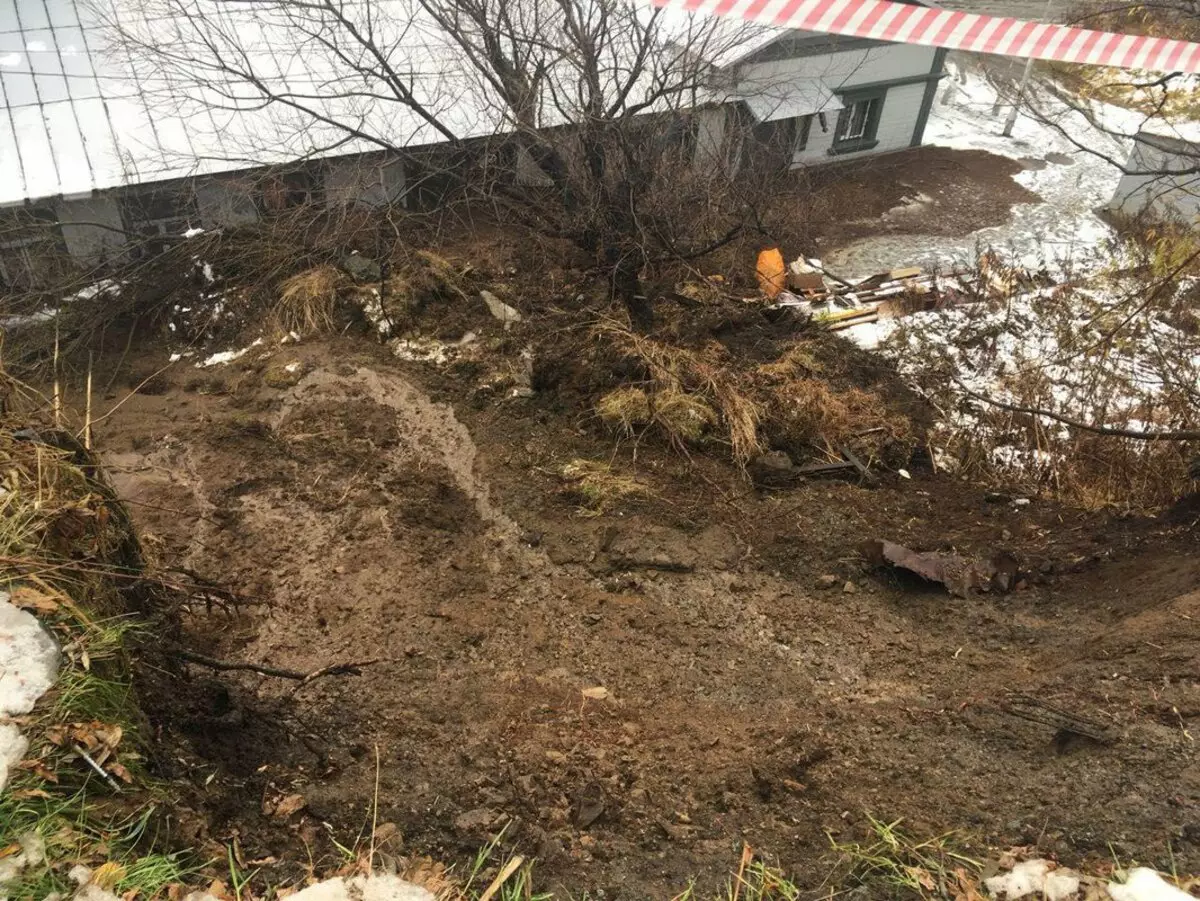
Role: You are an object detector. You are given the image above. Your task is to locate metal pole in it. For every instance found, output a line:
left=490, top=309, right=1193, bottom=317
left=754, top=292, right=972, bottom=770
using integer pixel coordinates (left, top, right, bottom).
left=1003, top=0, right=1054, bottom=137
left=1002, top=55, right=1036, bottom=137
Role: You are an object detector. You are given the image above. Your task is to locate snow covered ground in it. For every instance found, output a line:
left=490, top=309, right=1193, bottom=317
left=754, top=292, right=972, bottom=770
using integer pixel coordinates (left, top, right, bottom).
left=825, top=60, right=1143, bottom=279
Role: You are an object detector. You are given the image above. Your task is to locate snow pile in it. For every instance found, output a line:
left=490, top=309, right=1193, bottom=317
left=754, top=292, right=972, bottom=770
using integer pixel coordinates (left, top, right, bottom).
left=827, top=62, right=1143, bottom=279
left=290, top=875, right=435, bottom=901
left=858, top=277, right=1200, bottom=473
left=1108, top=868, right=1197, bottom=901
left=0, top=593, right=60, bottom=793
left=986, top=860, right=1080, bottom=901
left=197, top=337, right=264, bottom=367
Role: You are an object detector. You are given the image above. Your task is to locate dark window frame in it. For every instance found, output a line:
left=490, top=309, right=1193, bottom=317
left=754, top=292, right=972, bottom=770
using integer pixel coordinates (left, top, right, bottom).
left=831, top=88, right=887, bottom=155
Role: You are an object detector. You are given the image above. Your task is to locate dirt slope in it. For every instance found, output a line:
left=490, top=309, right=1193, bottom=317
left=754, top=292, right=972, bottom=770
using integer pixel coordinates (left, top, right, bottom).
left=96, top=337, right=1198, bottom=897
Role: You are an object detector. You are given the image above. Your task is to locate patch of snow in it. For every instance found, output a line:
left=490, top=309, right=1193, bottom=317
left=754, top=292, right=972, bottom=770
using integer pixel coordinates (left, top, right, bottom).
left=285, top=362, right=301, bottom=374
left=202, top=263, right=215, bottom=284
left=183, top=226, right=205, bottom=238
left=66, top=279, right=122, bottom=303
left=1108, top=869, right=1195, bottom=901
left=826, top=62, right=1143, bottom=279
left=986, top=860, right=1079, bottom=901
left=0, top=593, right=59, bottom=794
left=391, top=337, right=454, bottom=364
left=197, top=338, right=264, bottom=368
left=0, top=832, right=46, bottom=895
left=292, top=876, right=435, bottom=901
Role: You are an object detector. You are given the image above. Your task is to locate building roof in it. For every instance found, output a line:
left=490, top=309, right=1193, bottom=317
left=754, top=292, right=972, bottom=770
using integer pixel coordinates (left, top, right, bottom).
left=1138, top=118, right=1200, bottom=147
left=0, top=0, right=925, bottom=208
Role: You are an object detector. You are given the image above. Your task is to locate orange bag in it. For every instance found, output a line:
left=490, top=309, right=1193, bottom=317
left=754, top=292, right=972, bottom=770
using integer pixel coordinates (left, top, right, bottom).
left=756, top=247, right=786, bottom=299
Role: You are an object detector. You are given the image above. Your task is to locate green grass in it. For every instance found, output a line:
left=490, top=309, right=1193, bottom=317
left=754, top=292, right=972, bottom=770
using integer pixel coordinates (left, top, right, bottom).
left=828, top=814, right=983, bottom=901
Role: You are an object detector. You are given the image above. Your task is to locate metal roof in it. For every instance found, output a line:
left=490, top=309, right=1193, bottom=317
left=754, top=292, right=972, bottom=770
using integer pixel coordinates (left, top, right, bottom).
left=0, top=0, right=912, bottom=208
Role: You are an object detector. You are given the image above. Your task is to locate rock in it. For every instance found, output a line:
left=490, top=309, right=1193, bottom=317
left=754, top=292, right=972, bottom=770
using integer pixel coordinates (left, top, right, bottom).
left=454, top=807, right=497, bottom=832
left=816, top=574, right=839, bottom=589
left=341, top=252, right=382, bottom=283
left=480, top=290, right=522, bottom=328
left=263, top=362, right=304, bottom=389
left=842, top=581, right=857, bottom=594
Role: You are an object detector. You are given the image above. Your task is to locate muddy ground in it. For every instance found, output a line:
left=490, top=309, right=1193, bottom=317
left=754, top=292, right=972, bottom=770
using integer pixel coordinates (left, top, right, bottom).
left=81, top=296, right=1200, bottom=899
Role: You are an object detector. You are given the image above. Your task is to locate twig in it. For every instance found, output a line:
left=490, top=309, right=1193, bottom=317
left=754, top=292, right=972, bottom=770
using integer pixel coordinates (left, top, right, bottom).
left=953, top=378, right=1200, bottom=441
left=84, top=350, right=93, bottom=451
left=52, top=323, right=62, bottom=429
left=176, top=648, right=380, bottom=682
left=478, top=855, right=525, bottom=901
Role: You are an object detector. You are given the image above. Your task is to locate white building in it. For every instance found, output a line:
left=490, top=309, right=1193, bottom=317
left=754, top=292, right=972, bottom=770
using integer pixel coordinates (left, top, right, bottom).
left=0, top=0, right=945, bottom=289
left=1107, top=121, right=1200, bottom=224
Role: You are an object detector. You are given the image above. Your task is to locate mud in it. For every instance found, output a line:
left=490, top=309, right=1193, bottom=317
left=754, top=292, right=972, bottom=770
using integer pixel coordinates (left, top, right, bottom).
left=95, top=337, right=1199, bottom=897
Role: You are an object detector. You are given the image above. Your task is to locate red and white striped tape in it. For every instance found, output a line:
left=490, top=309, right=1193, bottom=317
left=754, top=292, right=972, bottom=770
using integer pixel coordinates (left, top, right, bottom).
left=651, top=0, right=1200, bottom=74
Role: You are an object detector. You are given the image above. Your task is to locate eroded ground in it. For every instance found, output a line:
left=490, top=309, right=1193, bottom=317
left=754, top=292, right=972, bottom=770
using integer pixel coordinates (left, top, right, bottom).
left=89, top=331, right=1199, bottom=898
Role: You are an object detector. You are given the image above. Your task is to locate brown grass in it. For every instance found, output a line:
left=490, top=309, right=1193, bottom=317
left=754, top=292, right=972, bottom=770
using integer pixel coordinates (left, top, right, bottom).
left=596, top=387, right=652, bottom=436
left=275, top=265, right=346, bottom=335
left=599, top=324, right=765, bottom=466
left=559, top=459, right=648, bottom=515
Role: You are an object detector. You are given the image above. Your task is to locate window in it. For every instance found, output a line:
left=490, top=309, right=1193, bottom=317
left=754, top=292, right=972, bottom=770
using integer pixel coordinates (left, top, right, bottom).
left=832, top=90, right=886, bottom=154
left=120, top=187, right=200, bottom=256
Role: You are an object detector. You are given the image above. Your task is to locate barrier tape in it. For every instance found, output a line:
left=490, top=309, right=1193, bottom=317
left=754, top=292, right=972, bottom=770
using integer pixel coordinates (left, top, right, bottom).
left=651, top=0, right=1200, bottom=73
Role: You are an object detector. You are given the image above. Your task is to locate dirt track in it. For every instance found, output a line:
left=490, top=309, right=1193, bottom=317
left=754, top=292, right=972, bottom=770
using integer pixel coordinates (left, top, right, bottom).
left=98, top=335, right=1198, bottom=897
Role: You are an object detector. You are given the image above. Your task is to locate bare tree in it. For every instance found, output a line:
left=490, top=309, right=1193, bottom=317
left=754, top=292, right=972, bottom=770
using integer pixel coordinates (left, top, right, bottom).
left=93, top=0, right=792, bottom=324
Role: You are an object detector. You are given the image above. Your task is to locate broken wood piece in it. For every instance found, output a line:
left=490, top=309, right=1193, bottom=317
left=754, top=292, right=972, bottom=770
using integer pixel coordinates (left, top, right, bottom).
left=838, top=445, right=874, bottom=481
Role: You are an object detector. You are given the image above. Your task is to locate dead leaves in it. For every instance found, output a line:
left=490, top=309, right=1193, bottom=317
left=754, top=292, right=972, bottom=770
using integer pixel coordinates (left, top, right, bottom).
left=262, top=792, right=307, bottom=819
left=10, top=585, right=61, bottom=615
left=45, top=720, right=135, bottom=784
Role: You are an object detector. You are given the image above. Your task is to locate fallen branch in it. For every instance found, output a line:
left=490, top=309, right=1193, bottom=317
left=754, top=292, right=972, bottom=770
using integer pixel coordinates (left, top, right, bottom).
left=176, top=649, right=380, bottom=682
left=954, top=379, right=1200, bottom=441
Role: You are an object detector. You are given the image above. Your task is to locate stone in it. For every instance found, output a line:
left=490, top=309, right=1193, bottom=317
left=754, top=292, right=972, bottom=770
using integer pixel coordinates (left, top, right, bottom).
left=480, top=290, right=522, bottom=328
left=341, top=252, right=382, bottom=283
left=816, top=574, right=839, bottom=589
left=842, top=581, right=857, bottom=594
left=453, top=807, right=497, bottom=832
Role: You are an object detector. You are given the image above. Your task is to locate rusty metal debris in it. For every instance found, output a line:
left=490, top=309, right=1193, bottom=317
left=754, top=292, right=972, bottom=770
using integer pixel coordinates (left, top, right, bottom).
left=859, top=539, right=1019, bottom=597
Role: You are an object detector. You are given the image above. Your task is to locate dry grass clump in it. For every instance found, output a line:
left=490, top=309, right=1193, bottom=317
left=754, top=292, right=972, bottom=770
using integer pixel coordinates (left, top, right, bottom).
left=755, top=375, right=914, bottom=464
left=275, top=265, right=346, bottom=334
left=597, top=323, right=913, bottom=469
left=599, top=324, right=764, bottom=466
left=596, top=387, right=652, bottom=436
left=559, top=459, right=648, bottom=515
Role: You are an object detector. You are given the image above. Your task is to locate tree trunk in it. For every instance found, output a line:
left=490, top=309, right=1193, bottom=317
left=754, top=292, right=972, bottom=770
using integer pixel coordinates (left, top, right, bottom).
left=609, top=248, right=652, bottom=331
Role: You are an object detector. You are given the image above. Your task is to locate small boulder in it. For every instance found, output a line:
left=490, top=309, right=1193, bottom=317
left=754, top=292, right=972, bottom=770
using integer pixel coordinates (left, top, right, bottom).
left=816, top=574, right=839, bottom=590
left=480, top=290, right=522, bottom=328
left=341, top=252, right=382, bottom=283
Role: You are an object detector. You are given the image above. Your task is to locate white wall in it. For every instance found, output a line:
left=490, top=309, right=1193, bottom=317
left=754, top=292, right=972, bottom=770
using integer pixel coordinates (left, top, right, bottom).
left=727, top=41, right=939, bottom=167
left=793, top=82, right=927, bottom=163
left=196, top=177, right=261, bottom=229
left=1108, top=137, right=1200, bottom=223
left=55, top=194, right=127, bottom=265
left=325, top=158, right=407, bottom=207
